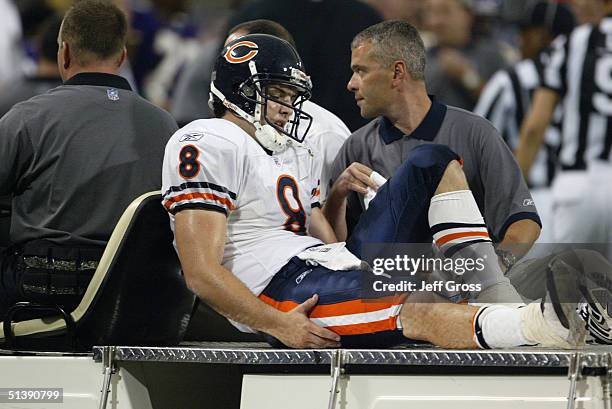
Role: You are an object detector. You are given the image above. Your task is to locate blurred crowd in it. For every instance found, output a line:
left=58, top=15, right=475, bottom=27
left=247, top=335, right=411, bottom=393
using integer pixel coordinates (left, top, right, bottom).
left=0, top=0, right=604, bottom=130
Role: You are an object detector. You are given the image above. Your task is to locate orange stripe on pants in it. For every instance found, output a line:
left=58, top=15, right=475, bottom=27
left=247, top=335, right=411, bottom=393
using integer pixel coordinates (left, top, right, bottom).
left=258, top=293, right=407, bottom=335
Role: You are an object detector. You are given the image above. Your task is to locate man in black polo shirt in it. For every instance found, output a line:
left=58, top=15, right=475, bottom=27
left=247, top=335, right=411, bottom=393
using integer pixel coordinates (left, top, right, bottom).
left=325, top=21, right=543, bottom=306
left=0, top=0, right=178, bottom=321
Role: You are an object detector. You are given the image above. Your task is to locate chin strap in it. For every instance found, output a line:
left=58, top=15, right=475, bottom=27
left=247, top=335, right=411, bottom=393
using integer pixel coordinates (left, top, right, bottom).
left=249, top=60, right=291, bottom=153
left=254, top=123, right=290, bottom=153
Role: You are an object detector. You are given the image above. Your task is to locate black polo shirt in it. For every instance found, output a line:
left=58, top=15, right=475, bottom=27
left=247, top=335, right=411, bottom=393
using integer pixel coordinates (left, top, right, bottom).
left=0, top=72, right=178, bottom=248
left=329, top=98, right=540, bottom=242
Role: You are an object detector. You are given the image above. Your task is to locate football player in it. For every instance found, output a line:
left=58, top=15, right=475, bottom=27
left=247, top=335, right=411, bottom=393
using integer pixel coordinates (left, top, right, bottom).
left=162, top=34, right=611, bottom=348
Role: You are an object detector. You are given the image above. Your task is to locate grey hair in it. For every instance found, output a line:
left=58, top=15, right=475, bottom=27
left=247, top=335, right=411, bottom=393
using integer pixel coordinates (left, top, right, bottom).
left=351, top=20, right=426, bottom=81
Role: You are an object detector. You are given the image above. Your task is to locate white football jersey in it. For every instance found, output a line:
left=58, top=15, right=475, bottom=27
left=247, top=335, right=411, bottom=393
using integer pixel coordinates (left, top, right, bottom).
left=300, top=100, right=350, bottom=201
left=162, top=118, right=324, bottom=296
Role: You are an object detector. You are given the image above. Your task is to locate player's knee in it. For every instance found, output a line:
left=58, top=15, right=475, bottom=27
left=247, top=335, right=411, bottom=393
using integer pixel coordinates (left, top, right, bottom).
left=398, top=144, right=460, bottom=187
left=405, top=144, right=458, bottom=169
left=435, top=159, right=469, bottom=194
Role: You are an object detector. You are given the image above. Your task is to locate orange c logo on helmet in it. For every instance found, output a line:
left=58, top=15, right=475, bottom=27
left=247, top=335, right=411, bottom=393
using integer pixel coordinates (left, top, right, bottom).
left=224, top=41, right=259, bottom=64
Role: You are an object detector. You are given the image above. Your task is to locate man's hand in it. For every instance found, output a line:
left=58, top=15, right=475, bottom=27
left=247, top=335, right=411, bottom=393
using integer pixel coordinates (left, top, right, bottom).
left=330, top=162, right=377, bottom=198
left=324, top=162, right=377, bottom=241
left=177, top=209, right=338, bottom=348
left=270, top=294, right=341, bottom=348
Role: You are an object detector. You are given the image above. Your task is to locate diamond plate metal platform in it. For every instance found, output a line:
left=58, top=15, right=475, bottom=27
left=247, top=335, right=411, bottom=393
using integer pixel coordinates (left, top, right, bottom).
left=92, top=342, right=612, bottom=368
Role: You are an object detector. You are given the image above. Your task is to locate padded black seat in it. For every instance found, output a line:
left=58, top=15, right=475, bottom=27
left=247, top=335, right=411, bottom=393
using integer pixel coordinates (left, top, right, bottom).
left=0, top=191, right=195, bottom=351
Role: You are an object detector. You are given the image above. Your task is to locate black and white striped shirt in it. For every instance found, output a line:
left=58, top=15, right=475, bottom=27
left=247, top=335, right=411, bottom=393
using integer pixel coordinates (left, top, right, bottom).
left=543, top=16, right=612, bottom=170
left=475, top=56, right=561, bottom=187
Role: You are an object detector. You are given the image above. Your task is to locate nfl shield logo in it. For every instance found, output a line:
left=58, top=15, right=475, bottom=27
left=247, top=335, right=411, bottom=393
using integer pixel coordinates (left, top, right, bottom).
left=107, top=88, right=119, bottom=101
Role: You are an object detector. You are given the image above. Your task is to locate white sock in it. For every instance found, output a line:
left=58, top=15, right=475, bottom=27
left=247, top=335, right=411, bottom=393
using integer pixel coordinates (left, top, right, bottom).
left=429, top=190, right=509, bottom=291
left=520, top=302, right=571, bottom=348
left=473, top=305, right=530, bottom=348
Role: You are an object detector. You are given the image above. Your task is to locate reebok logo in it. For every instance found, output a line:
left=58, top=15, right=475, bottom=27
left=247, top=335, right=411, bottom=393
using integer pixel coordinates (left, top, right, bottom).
left=295, top=269, right=312, bottom=284
left=179, top=131, right=204, bottom=142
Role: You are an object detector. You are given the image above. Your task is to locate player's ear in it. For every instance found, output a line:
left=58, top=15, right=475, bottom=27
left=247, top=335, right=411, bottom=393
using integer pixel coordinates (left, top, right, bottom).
left=391, top=61, right=407, bottom=82
left=117, top=47, right=127, bottom=68
left=61, top=41, right=71, bottom=69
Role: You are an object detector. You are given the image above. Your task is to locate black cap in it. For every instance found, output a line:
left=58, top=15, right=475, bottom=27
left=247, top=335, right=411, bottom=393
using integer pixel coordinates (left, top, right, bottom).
left=519, top=2, right=575, bottom=37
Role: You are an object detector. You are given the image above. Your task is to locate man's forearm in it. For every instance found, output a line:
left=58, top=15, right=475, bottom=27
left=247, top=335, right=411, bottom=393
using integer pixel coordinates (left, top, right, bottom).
left=322, top=188, right=348, bottom=241
left=185, top=263, right=282, bottom=334
left=175, top=210, right=283, bottom=335
left=309, top=207, right=338, bottom=244
left=498, top=219, right=541, bottom=260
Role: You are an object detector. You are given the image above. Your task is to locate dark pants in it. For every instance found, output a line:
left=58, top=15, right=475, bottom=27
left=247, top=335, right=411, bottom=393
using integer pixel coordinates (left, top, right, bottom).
left=0, top=243, right=100, bottom=322
left=261, top=144, right=460, bottom=347
left=347, top=143, right=460, bottom=263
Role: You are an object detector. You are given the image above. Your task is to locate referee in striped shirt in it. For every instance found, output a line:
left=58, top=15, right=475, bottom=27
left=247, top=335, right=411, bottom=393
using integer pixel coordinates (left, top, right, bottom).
left=516, top=0, right=612, bottom=253
left=475, top=1, right=574, bottom=248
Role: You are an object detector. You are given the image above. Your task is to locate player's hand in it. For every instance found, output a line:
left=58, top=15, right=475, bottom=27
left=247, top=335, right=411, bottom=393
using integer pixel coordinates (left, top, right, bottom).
left=271, top=294, right=341, bottom=348
left=330, top=162, right=377, bottom=198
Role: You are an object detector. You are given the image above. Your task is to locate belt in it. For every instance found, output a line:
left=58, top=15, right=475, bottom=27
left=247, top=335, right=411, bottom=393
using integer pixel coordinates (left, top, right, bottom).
left=18, top=256, right=97, bottom=298
left=22, top=255, right=99, bottom=271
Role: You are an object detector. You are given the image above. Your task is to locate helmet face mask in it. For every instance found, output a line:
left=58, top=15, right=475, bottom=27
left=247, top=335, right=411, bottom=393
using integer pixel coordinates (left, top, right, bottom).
left=210, top=34, right=313, bottom=152
left=242, top=74, right=313, bottom=144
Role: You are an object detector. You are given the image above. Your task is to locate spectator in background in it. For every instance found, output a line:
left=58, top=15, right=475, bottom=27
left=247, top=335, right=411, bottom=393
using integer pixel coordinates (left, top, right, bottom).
left=0, top=0, right=178, bottom=322
left=0, top=14, right=63, bottom=117
left=0, top=0, right=25, bottom=90
left=15, top=0, right=56, bottom=75
left=365, top=0, right=425, bottom=28
left=570, top=0, right=607, bottom=24
left=226, top=0, right=382, bottom=131
left=474, top=1, right=575, bottom=253
left=170, top=39, right=218, bottom=125
left=129, top=0, right=199, bottom=107
left=169, top=1, right=245, bottom=125
left=423, top=0, right=509, bottom=110
left=364, top=0, right=436, bottom=47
